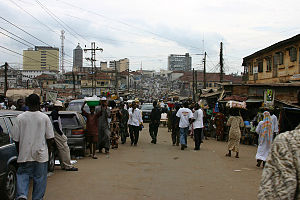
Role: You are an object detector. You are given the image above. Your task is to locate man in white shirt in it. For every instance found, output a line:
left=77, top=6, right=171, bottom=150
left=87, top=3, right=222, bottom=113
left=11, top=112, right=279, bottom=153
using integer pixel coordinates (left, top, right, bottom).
left=128, top=101, right=143, bottom=146
left=10, top=94, right=55, bottom=200
left=176, top=102, right=193, bottom=150
left=191, top=103, right=204, bottom=150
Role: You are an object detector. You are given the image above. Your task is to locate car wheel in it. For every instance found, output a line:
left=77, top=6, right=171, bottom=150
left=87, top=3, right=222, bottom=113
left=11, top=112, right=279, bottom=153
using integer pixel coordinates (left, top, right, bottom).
left=48, top=151, right=55, bottom=172
left=3, top=165, right=17, bottom=200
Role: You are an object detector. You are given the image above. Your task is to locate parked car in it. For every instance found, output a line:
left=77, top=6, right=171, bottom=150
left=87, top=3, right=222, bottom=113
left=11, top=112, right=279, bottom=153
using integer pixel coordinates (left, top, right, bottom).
left=140, top=103, right=154, bottom=122
left=0, top=111, right=22, bottom=200
left=46, top=111, right=86, bottom=157
left=66, top=99, right=90, bottom=113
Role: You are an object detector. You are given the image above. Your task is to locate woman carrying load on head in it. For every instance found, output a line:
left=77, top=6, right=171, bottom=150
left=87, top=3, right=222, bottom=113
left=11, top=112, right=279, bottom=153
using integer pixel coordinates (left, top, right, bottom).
left=226, top=108, right=244, bottom=158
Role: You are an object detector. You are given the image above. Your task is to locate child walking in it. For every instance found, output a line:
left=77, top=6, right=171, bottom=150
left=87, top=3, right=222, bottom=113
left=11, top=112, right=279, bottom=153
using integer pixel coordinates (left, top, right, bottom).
left=81, top=102, right=101, bottom=159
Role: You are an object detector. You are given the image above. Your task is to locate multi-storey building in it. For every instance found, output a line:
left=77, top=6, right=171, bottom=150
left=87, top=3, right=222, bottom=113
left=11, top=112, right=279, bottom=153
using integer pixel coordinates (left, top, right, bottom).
left=168, top=53, right=192, bottom=71
left=109, top=58, right=129, bottom=72
left=73, top=44, right=83, bottom=71
left=242, top=34, right=300, bottom=84
left=23, top=46, right=59, bottom=71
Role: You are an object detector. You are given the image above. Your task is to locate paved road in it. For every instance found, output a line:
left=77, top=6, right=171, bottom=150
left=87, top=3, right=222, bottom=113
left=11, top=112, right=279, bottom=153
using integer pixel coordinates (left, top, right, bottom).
left=42, top=124, right=262, bottom=200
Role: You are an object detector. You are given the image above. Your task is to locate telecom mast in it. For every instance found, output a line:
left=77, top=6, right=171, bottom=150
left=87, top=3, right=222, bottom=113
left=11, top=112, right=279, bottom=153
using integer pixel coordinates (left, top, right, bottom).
left=60, top=30, right=65, bottom=74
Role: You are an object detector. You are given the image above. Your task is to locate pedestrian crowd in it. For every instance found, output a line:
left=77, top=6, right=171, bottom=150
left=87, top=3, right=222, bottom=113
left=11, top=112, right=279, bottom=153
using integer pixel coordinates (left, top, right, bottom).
left=6, top=93, right=300, bottom=200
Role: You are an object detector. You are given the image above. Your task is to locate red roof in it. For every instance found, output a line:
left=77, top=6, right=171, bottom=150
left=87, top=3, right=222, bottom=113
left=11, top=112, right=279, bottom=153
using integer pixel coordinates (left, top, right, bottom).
left=179, top=72, right=242, bottom=83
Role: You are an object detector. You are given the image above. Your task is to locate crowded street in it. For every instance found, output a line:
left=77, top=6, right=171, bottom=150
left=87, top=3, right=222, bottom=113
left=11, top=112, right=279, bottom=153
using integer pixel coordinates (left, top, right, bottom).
left=39, top=123, right=261, bottom=200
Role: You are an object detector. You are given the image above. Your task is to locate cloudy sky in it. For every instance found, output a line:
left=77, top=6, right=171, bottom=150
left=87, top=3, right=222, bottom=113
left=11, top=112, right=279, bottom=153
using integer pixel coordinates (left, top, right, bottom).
left=1, top=0, right=300, bottom=73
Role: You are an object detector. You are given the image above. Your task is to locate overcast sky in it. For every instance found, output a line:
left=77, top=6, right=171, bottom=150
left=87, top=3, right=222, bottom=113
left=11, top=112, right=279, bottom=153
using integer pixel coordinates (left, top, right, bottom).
left=1, top=0, right=300, bottom=73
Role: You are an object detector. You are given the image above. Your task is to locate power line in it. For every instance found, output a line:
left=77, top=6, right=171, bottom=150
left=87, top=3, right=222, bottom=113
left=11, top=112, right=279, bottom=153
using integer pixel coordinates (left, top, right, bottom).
left=0, top=31, right=32, bottom=48
left=35, top=0, right=87, bottom=44
left=55, top=0, right=202, bottom=51
left=0, top=16, right=52, bottom=47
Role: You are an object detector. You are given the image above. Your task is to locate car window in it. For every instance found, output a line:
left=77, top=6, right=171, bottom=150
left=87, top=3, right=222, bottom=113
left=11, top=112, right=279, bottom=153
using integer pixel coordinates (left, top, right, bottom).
left=60, top=114, right=80, bottom=127
left=67, top=102, right=90, bottom=113
left=141, top=105, right=153, bottom=110
left=77, top=114, right=86, bottom=129
left=0, top=117, right=10, bottom=147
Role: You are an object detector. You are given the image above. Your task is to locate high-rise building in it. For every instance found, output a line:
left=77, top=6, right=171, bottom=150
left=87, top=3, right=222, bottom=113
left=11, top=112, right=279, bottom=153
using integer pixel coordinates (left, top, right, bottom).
left=168, top=53, right=192, bottom=71
left=23, top=46, right=59, bottom=71
left=73, top=44, right=83, bottom=70
left=109, top=58, right=129, bottom=72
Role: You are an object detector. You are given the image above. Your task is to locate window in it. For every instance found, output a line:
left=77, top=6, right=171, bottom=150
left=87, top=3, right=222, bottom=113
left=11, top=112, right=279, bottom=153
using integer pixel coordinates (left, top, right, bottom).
left=214, top=83, right=217, bottom=87
left=277, top=52, right=284, bottom=65
left=249, top=64, right=253, bottom=75
left=258, top=60, right=263, bottom=73
left=289, top=47, right=297, bottom=62
left=209, top=83, right=212, bottom=87
left=266, top=57, right=272, bottom=71
left=0, top=118, right=9, bottom=147
left=101, top=82, right=105, bottom=86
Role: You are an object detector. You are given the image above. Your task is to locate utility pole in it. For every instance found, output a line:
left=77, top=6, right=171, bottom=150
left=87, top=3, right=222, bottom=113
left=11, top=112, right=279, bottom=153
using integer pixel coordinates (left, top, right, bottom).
left=195, top=70, right=198, bottom=101
left=4, top=62, right=8, bottom=96
left=84, top=42, right=103, bottom=95
left=60, top=30, right=65, bottom=74
left=203, top=52, right=207, bottom=89
left=114, top=60, right=119, bottom=96
left=220, top=42, right=224, bottom=83
left=192, top=68, right=195, bottom=102
left=72, top=71, right=76, bottom=98
left=127, top=68, right=130, bottom=93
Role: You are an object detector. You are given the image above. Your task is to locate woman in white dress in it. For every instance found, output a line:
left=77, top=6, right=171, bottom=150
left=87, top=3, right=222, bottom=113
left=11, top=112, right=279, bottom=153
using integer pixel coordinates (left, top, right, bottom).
left=255, top=111, right=273, bottom=167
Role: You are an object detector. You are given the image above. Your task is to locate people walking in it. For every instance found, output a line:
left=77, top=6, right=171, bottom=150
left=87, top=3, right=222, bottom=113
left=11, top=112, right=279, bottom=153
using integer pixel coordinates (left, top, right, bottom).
left=128, top=101, right=143, bottom=146
left=110, top=101, right=120, bottom=149
left=149, top=101, right=161, bottom=144
left=171, top=104, right=180, bottom=146
left=96, top=97, right=111, bottom=154
left=226, top=108, right=244, bottom=158
left=255, top=111, right=273, bottom=167
left=10, top=94, right=55, bottom=200
left=214, top=111, right=226, bottom=141
left=119, top=102, right=129, bottom=144
left=191, top=103, right=204, bottom=150
left=176, top=102, right=193, bottom=150
left=81, top=101, right=101, bottom=159
left=51, top=100, right=78, bottom=171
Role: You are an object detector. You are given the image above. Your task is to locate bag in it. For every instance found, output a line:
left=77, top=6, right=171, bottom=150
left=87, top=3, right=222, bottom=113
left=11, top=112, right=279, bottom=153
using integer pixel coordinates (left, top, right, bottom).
left=139, top=124, right=143, bottom=131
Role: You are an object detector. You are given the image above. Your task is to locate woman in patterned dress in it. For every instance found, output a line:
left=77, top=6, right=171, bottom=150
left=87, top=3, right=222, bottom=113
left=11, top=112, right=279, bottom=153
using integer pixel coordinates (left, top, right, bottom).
left=226, top=108, right=244, bottom=158
left=255, top=111, right=273, bottom=167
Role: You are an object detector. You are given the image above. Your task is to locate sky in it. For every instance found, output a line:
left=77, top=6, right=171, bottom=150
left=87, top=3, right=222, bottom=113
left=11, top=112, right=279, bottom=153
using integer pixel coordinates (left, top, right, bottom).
left=1, top=0, right=300, bottom=74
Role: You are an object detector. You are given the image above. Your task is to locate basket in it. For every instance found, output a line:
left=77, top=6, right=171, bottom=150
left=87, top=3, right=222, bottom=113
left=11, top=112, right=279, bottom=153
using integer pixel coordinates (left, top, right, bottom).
left=86, top=101, right=99, bottom=107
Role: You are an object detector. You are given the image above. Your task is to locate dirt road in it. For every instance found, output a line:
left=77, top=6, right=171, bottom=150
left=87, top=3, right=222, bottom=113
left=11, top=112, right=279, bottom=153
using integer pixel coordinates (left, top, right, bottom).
left=43, top=124, right=262, bottom=200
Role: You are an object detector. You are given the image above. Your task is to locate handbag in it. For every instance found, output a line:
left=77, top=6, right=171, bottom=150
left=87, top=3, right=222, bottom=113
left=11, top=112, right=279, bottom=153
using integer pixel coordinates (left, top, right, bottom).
left=139, top=123, right=143, bottom=131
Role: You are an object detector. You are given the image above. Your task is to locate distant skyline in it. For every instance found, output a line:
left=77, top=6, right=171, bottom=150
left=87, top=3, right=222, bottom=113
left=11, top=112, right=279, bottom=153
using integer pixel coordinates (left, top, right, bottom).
left=1, top=0, right=300, bottom=73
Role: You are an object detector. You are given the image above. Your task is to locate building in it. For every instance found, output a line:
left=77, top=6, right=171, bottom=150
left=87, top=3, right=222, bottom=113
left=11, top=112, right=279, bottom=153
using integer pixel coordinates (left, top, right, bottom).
left=0, top=64, right=22, bottom=91
left=34, top=74, right=57, bottom=89
left=242, top=34, right=300, bottom=84
left=168, top=53, right=192, bottom=71
left=109, top=58, right=129, bottom=72
left=100, top=61, right=108, bottom=71
left=73, top=44, right=83, bottom=70
left=80, top=73, right=112, bottom=96
left=22, top=70, right=57, bottom=85
left=23, top=46, right=59, bottom=71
